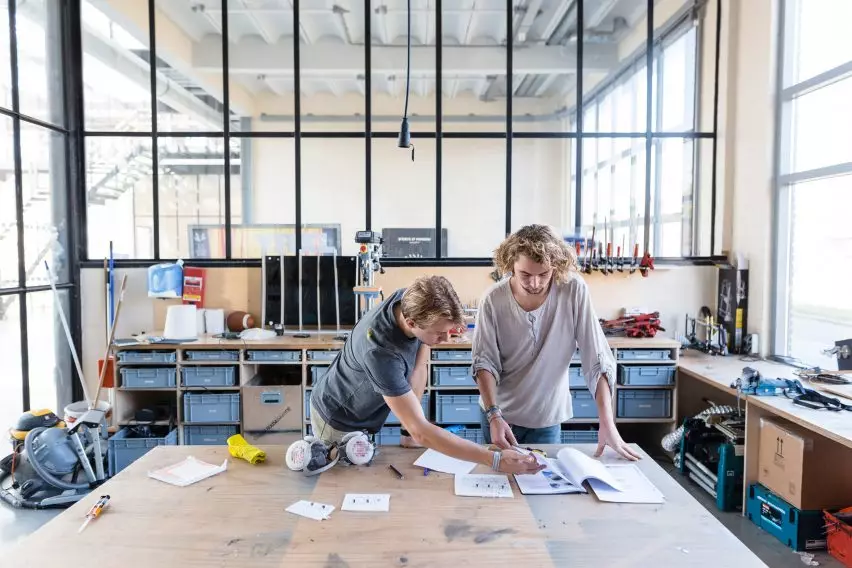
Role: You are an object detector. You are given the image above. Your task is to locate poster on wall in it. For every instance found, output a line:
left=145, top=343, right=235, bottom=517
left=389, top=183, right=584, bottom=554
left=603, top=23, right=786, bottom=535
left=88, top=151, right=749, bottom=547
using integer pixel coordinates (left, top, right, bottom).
left=188, top=224, right=341, bottom=258
left=382, top=228, right=448, bottom=258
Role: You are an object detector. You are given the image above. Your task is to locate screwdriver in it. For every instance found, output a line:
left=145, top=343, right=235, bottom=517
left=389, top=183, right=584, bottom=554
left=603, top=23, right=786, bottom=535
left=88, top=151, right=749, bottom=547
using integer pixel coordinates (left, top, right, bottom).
left=79, top=494, right=110, bottom=533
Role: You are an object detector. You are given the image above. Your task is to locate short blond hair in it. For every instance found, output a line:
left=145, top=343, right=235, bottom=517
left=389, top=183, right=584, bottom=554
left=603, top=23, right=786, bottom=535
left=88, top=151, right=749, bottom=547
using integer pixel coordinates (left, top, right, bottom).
left=493, top=224, right=578, bottom=283
left=401, top=276, right=465, bottom=328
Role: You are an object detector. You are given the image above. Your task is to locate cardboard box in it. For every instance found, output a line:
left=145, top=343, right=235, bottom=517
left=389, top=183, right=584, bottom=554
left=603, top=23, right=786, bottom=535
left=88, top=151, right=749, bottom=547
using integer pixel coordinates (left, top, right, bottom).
left=243, top=431, right=301, bottom=446
left=242, top=376, right=302, bottom=433
left=758, top=418, right=852, bottom=510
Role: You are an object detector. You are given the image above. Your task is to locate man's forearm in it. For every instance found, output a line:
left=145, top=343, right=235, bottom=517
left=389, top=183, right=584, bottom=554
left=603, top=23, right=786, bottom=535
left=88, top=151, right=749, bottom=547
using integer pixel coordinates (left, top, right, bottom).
left=595, top=375, right=615, bottom=421
left=475, top=369, right=499, bottom=408
left=410, top=364, right=428, bottom=400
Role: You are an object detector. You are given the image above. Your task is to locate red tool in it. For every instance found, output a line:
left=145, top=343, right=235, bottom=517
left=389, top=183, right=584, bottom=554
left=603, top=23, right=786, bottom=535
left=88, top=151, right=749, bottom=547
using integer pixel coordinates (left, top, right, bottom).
left=600, top=312, right=665, bottom=338
left=639, top=251, right=655, bottom=277
left=630, top=243, right=639, bottom=274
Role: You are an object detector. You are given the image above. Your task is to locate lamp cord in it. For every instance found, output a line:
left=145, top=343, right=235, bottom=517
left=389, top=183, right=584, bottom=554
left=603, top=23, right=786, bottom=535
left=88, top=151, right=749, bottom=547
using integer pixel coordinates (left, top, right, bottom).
left=403, top=0, right=411, bottom=119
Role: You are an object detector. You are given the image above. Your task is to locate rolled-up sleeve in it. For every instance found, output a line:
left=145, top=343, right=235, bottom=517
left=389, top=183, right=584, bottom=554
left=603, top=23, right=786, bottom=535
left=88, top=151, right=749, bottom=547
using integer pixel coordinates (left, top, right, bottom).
left=472, top=297, right=502, bottom=384
left=572, top=277, right=616, bottom=399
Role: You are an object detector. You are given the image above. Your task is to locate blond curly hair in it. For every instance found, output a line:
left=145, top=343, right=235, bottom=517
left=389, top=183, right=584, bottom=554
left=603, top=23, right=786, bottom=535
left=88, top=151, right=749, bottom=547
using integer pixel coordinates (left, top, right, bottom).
left=493, top=224, right=578, bottom=283
left=401, top=276, right=466, bottom=328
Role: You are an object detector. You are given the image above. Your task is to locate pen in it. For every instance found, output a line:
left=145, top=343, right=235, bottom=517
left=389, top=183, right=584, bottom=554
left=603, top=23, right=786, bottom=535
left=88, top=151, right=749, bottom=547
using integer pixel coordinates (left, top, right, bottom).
left=388, top=464, right=405, bottom=480
left=79, top=495, right=110, bottom=533
left=423, top=468, right=430, bottom=476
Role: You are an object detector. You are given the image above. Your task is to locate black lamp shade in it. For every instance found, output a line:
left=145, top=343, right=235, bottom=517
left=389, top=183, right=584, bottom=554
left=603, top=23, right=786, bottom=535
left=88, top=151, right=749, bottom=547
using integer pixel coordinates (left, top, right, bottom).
left=397, top=117, right=410, bottom=148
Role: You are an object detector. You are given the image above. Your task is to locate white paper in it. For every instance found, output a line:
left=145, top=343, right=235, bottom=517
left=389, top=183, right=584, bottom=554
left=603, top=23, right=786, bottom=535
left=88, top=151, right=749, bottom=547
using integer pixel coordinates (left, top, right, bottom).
left=587, top=464, right=665, bottom=504
left=514, top=458, right=586, bottom=495
left=286, top=500, right=335, bottom=521
left=147, top=456, right=227, bottom=487
left=341, top=494, right=390, bottom=512
left=454, top=474, right=514, bottom=498
left=556, top=447, right=624, bottom=491
left=413, top=449, right=476, bottom=475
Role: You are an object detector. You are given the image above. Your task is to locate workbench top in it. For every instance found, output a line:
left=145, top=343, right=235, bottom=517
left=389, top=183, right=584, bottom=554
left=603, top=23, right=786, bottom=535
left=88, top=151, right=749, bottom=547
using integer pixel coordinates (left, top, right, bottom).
left=12, top=445, right=765, bottom=567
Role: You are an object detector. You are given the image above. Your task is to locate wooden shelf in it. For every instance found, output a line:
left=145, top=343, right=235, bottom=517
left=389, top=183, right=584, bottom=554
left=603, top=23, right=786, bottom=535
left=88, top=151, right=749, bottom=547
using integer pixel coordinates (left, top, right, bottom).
left=178, top=361, right=239, bottom=366
left=180, top=386, right=241, bottom=391
left=242, top=361, right=303, bottom=366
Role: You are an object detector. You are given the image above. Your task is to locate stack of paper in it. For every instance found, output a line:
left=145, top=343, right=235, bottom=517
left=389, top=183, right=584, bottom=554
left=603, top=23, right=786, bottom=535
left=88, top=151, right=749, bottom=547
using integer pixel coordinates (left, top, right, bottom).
left=287, top=500, right=335, bottom=521
left=413, top=449, right=476, bottom=475
left=455, top=474, right=514, bottom=498
left=147, top=457, right=228, bottom=487
left=341, top=494, right=390, bottom=512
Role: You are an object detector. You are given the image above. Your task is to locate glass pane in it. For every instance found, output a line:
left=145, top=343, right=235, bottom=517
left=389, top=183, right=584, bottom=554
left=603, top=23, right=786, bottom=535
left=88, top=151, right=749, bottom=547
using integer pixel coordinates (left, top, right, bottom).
left=86, top=137, right=155, bottom=259
left=371, top=0, right=436, bottom=134
left=227, top=0, right=295, bottom=133
left=1, top=2, right=11, bottom=110
left=511, top=139, right=574, bottom=233
left=0, top=294, right=22, bottom=427
left=19, top=123, right=68, bottom=286
left=0, top=116, right=17, bottom=289
left=301, top=139, right=364, bottom=255
left=231, top=137, right=296, bottom=257
left=512, top=0, right=576, bottom=133
left=697, top=0, right=718, bottom=133
left=442, top=1, right=505, bottom=133
left=788, top=0, right=852, bottom=86
left=82, top=0, right=152, bottom=132
left=372, top=137, right=437, bottom=258
left=14, top=0, right=65, bottom=126
left=789, top=77, right=852, bottom=174
left=158, top=137, right=230, bottom=258
left=26, top=289, right=71, bottom=414
left=788, top=174, right=852, bottom=368
left=442, top=138, right=504, bottom=257
left=659, top=26, right=697, bottom=132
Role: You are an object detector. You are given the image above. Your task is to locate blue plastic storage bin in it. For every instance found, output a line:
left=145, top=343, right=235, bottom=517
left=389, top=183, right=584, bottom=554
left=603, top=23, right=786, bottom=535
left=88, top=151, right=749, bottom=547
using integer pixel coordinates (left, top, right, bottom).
left=108, top=427, right=178, bottom=476
left=184, top=350, right=239, bottom=362
left=431, top=350, right=472, bottom=361
left=432, top=366, right=476, bottom=387
left=310, top=366, right=330, bottom=384
left=617, top=349, right=671, bottom=361
left=457, top=428, right=485, bottom=444
left=560, top=429, right=599, bottom=444
left=120, top=367, right=176, bottom=388
left=616, top=389, right=672, bottom=418
left=184, top=425, right=238, bottom=445
left=307, top=350, right=340, bottom=361
left=181, top=366, right=236, bottom=387
left=117, top=350, right=176, bottom=364
left=386, top=394, right=429, bottom=424
left=246, top=350, right=301, bottom=362
left=374, top=427, right=401, bottom=446
left=618, top=365, right=676, bottom=386
left=435, top=394, right=480, bottom=424
left=183, top=393, right=241, bottom=423
left=571, top=389, right=598, bottom=419
left=568, top=365, right=585, bottom=387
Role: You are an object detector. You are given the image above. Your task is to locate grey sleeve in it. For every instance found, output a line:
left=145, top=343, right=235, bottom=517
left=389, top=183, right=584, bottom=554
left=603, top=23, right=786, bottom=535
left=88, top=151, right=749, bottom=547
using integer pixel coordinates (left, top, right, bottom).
left=362, top=348, right=412, bottom=397
left=472, top=296, right=502, bottom=384
left=572, top=277, right=617, bottom=399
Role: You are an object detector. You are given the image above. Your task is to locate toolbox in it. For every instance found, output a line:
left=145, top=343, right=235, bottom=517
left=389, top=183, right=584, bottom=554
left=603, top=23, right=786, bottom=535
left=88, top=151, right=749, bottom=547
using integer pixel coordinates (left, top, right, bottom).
left=183, top=393, right=240, bottom=423
left=374, top=427, right=402, bottom=446
left=617, top=349, right=671, bottom=361
left=561, top=429, right=599, bottom=444
left=435, top=394, right=480, bottom=423
left=568, top=366, right=585, bottom=387
left=117, top=350, right=176, bottom=364
left=246, top=350, right=301, bottom=362
left=570, top=389, right=598, bottom=419
left=184, top=350, right=239, bottom=361
left=432, top=365, right=476, bottom=387
left=431, top=350, right=472, bottom=361
left=825, top=507, right=852, bottom=567
left=307, top=350, right=340, bottom=361
left=678, top=417, right=744, bottom=512
left=310, top=365, right=330, bottom=384
left=617, top=389, right=672, bottom=418
left=619, top=365, right=676, bottom=386
left=120, top=367, right=176, bottom=389
left=747, top=483, right=826, bottom=551
left=386, top=394, right=429, bottom=424
left=108, top=427, right=178, bottom=476
left=181, top=366, right=236, bottom=387
left=184, top=425, right=238, bottom=445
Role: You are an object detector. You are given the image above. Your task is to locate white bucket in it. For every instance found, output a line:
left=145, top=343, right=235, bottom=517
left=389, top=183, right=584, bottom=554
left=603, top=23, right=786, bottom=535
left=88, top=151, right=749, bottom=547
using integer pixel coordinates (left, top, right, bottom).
left=64, top=400, right=112, bottom=426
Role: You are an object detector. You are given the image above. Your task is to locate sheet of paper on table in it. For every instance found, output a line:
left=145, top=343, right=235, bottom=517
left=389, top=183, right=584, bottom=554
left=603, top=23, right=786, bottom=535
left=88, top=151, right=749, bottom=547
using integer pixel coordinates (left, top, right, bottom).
left=413, top=449, right=476, bottom=475
left=455, top=474, right=514, bottom=498
left=286, top=500, right=335, bottom=521
left=147, top=456, right=228, bottom=487
left=587, top=464, right=665, bottom=504
left=341, top=494, right=391, bottom=512
left=514, top=458, right=586, bottom=495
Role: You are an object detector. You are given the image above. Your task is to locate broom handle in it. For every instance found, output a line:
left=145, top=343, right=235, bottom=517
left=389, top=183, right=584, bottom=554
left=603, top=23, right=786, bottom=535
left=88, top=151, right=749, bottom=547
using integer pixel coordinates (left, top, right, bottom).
left=90, top=274, right=128, bottom=410
left=45, top=261, right=91, bottom=403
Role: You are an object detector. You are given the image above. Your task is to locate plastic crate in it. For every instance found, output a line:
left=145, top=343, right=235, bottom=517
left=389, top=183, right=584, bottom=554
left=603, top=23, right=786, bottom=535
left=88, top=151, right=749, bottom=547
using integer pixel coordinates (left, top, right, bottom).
left=184, top=425, right=239, bottom=445
left=120, top=367, right=176, bottom=389
left=183, top=393, right=241, bottom=423
left=618, top=365, right=676, bottom=386
left=386, top=394, right=429, bottom=424
left=307, top=350, right=340, bottom=361
left=825, top=507, right=852, bottom=566
left=246, top=350, right=301, bottom=362
left=310, top=366, right=330, bottom=384
left=108, top=427, right=178, bottom=476
left=561, top=429, right=599, bottom=444
left=571, top=389, right=599, bottom=419
left=374, top=427, right=401, bottom=446
left=456, top=428, right=485, bottom=444
left=432, top=366, right=476, bottom=387
left=568, top=366, right=585, bottom=388
left=305, top=391, right=312, bottom=420
left=184, top=350, right=239, bottom=362
left=435, top=394, right=480, bottom=424
left=431, top=350, right=472, bottom=361
left=117, top=350, right=176, bottom=364
left=617, top=389, right=672, bottom=418
left=181, top=366, right=236, bottom=387
left=617, top=349, right=671, bottom=361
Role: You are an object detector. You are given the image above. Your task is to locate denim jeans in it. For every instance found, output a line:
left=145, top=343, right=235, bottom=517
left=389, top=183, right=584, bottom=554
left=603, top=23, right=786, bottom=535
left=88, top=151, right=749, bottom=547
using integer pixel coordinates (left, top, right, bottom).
left=480, top=410, right=561, bottom=445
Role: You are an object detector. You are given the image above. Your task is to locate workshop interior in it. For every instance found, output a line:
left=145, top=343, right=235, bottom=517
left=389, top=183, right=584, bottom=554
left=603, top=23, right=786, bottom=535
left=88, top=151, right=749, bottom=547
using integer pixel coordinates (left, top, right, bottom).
left=1, top=0, right=851, bottom=566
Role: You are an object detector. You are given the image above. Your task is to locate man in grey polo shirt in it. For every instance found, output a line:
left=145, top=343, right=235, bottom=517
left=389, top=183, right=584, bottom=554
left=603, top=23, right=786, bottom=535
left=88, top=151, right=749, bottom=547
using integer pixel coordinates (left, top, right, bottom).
left=473, top=225, right=640, bottom=461
left=310, top=275, right=544, bottom=475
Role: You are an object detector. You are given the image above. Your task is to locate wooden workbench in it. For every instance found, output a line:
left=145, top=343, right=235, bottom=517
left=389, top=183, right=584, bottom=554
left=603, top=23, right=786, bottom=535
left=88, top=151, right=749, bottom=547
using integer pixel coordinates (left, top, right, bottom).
left=11, top=444, right=766, bottom=567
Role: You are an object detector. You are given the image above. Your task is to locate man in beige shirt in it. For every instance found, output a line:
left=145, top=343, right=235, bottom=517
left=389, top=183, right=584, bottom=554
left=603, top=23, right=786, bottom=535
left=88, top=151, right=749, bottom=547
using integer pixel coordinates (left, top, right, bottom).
left=472, top=224, right=639, bottom=461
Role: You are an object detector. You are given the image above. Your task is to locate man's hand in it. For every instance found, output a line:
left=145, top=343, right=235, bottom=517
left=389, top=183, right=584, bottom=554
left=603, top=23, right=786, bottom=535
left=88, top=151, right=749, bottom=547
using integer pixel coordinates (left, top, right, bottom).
left=595, top=418, right=641, bottom=461
left=497, top=449, right=546, bottom=475
left=489, top=416, right=518, bottom=449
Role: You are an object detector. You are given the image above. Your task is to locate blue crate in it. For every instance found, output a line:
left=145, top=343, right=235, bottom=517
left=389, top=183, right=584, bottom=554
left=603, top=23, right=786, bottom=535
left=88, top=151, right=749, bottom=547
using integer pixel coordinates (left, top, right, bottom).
left=746, top=483, right=826, bottom=551
left=568, top=365, right=585, bottom=387
left=561, top=429, right=599, bottom=444
left=117, top=350, right=176, bottom=364
left=617, top=349, right=672, bottom=361
left=120, top=367, right=176, bottom=389
left=431, top=350, right=472, bottom=361
left=184, top=425, right=239, bottom=446
left=108, top=427, right=178, bottom=476
left=456, top=427, right=485, bottom=444
left=304, top=391, right=312, bottom=420
left=435, top=394, right=480, bottom=424
left=181, top=366, right=236, bottom=387
left=617, top=389, right=672, bottom=418
left=374, top=427, right=401, bottom=446
left=246, top=350, right=301, bottom=362
left=307, top=350, right=340, bottom=361
left=183, top=393, right=241, bottom=423
left=571, top=389, right=599, bottom=419
left=310, top=366, right=330, bottom=384
left=619, top=365, right=676, bottom=386
left=432, top=365, right=476, bottom=387
left=185, top=350, right=239, bottom=361
left=386, top=394, right=429, bottom=424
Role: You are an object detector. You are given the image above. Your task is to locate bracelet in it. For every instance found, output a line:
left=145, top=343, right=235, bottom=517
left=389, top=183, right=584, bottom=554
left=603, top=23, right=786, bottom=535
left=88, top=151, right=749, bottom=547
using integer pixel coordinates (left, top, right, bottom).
left=491, top=450, right=502, bottom=471
left=485, top=405, right=502, bottom=422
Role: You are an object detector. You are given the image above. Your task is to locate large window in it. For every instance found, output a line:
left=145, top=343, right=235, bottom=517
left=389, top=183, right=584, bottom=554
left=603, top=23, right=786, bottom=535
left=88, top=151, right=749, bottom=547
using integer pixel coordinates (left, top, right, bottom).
left=0, top=0, right=74, bottom=430
left=774, top=0, right=852, bottom=369
left=81, top=0, right=722, bottom=262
